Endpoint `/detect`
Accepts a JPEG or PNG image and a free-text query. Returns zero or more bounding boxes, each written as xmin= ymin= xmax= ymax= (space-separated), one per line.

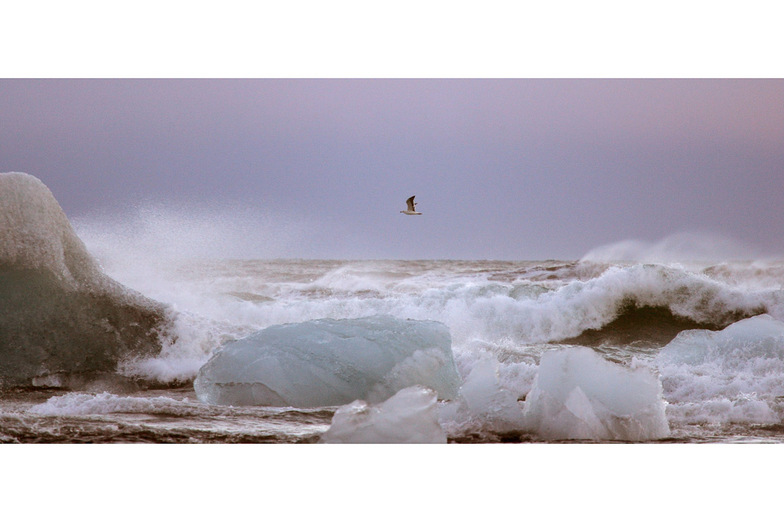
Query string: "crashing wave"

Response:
xmin=253 ymin=262 xmax=778 ymax=349
xmin=0 ymin=172 xmax=173 ymax=387
xmin=557 ymin=303 xmax=756 ymax=348
xmin=542 ymin=264 xmax=772 ymax=346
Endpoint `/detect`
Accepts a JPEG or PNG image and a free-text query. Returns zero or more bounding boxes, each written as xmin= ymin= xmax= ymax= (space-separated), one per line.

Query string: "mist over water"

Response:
xmin=72 ymin=200 xmax=315 ymax=264
xmin=580 ymin=231 xmax=774 ymax=264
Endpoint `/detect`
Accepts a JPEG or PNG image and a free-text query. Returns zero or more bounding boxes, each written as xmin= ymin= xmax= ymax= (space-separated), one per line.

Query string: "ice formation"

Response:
xmin=0 ymin=172 xmax=171 ymax=386
xmin=522 ymin=347 xmax=670 ymax=441
xmin=655 ymin=314 xmax=784 ymax=425
xmin=439 ymin=356 xmax=528 ymax=437
xmin=320 ymin=386 xmax=446 ymax=443
xmin=194 ymin=315 xmax=461 ymax=407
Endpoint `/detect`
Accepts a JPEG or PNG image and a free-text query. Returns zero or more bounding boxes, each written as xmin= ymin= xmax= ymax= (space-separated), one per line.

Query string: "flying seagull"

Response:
xmin=400 ymin=195 xmax=422 ymax=215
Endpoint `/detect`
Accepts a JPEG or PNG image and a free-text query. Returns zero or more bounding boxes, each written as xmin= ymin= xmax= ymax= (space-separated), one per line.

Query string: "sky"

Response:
xmin=2 ymin=2 xmax=783 ymax=261
xmin=2 ymin=78 xmax=782 ymax=260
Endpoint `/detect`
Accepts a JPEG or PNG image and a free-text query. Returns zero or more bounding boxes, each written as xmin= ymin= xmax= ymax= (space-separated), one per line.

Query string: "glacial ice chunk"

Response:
xmin=439 ymin=356 xmax=527 ymax=437
xmin=522 ymin=347 xmax=670 ymax=440
xmin=320 ymin=386 xmax=447 ymax=443
xmin=657 ymin=314 xmax=784 ymax=367
xmin=655 ymin=314 xmax=784 ymax=425
xmin=194 ymin=315 xmax=461 ymax=407
xmin=0 ymin=172 xmax=171 ymax=386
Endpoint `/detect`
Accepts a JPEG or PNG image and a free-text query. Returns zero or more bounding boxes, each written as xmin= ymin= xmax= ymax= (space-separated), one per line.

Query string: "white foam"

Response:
xmin=117 ymin=310 xmax=235 ymax=383
xmin=522 ymin=347 xmax=671 ymax=440
xmin=385 ymin=262 xmax=778 ymax=348
xmin=155 ymin=261 xmax=780 ymax=351
xmin=28 ymin=392 xmax=195 ymax=416
xmin=320 ymin=386 xmax=446 ymax=443
xmin=194 ymin=315 xmax=462 ymax=407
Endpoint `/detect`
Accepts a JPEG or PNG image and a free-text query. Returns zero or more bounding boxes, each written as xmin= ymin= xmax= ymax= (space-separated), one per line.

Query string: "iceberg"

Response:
xmin=439 ymin=356 xmax=528 ymax=437
xmin=655 ymin=314 xmax=784 ymax=425
xmin=0 ymin=172 xmax=171 ymax=387
xmin=320 ymin=386 xmax=446 ymax=443
xmin=194 ymin=315 xmax=461 ymax=407
xmin=657 ymin=314 xmax=784 ymax=367
xmin=523 ymin=347 xmax=670 ymax=441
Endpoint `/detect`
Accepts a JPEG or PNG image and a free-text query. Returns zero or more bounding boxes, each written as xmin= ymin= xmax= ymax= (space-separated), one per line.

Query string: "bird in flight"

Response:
xmin=400 ymin=195 xmax=422 ymax=215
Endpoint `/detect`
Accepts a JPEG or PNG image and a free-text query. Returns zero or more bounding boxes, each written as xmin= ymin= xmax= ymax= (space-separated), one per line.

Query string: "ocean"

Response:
xmin=4 ymin=172 xmax=784 ymax=444
xmin=5 ymin=255 xmax=784 ymax=443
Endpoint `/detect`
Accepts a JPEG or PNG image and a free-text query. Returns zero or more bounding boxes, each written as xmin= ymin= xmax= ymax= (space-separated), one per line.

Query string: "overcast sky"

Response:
xmin=2 ymin=78 xmax=782 ymax=260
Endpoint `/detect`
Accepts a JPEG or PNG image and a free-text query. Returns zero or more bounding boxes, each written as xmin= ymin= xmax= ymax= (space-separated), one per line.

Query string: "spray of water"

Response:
xmin=580 ymin=231 xmax=765 ymax=264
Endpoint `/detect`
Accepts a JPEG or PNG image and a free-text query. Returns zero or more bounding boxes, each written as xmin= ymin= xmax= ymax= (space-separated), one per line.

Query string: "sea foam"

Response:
xmin=0 ymin=172 xmax=172 ymax=386
xmin=28 ymin=392 xmax=195 ymax=416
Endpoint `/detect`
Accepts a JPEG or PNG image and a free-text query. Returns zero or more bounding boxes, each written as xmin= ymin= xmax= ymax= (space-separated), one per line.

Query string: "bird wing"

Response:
xmin=406 ymin=196 xmax=416 ymax=211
